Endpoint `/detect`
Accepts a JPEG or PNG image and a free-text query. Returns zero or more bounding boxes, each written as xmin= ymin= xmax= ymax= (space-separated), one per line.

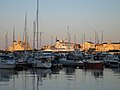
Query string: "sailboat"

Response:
xmin=0 ymin=31 xmax=16 ymax=69
xmin=29 ymin=0 xmax=52 ymax=69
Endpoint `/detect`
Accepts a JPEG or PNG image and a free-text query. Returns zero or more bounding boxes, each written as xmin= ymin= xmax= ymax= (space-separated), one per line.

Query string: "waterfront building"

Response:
xmin=81 ymin=41 xmax=95 ymax=51
xmin=81 ymin=41 xmax=120 ymax=52
xmin=42 ymin=39 xmax=120 ymax=53
xmin=43 ymin=39 xmax=80 ymax=52
xmin=95 ymin=43 xmax=120 ymax=52
xmin=7 ymin=39 xmax=32 ymax=51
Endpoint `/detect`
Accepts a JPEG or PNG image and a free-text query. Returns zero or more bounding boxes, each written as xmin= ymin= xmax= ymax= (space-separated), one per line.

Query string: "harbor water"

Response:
xmin=0 ymin=67 xmax=120 ymax=90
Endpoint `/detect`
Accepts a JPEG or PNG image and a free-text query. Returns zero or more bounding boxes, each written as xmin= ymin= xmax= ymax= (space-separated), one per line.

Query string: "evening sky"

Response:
xmin=0 ymin=0 xmax=120 ymax=49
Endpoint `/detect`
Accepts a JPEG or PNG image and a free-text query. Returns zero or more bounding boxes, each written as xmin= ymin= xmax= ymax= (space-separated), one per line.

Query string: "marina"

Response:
xmin=0 ymin=0 xmax=120 ymax=90
xmin=0 ymin=50 xmax=120 ymax=69
xmin=0 ymin=50 xmax=120 ymax=90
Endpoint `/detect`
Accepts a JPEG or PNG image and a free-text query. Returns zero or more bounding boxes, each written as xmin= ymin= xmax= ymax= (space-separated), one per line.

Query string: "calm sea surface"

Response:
xmin=0 ymin=67 xmax=120 ymax=90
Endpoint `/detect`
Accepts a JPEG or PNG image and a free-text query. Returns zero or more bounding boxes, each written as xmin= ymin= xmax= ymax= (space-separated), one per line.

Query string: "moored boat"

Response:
xmin=104 ymin=60 xmax=120 ymax=68
xmin=32 ymin=58 xmax=52 ymax=69
xmin=0 ymin=55 xmax=16 ymax=69
xmin=83 ymin=60 xmax=104 ymax=70
xmin=104 ymin=54 xmax=120 ymax=68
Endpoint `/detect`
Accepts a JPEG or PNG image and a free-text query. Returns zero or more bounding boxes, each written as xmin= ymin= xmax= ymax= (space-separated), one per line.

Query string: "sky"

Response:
xmin=0 ymin=0 xmax=120 ymax=50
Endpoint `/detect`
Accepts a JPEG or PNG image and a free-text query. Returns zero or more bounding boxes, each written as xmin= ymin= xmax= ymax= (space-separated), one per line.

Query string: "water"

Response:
xmin=0 ymin=67 xmax=120 ymax=90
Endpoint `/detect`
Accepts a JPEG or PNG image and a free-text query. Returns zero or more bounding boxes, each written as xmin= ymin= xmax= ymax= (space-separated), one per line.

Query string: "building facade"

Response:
xmin=81 ymin=41 xmax=95 ymax=51
xmin=7 ymin=39 xmax=32 ymax=51
xmin=95 ymin=43 xmax=120 ymax=51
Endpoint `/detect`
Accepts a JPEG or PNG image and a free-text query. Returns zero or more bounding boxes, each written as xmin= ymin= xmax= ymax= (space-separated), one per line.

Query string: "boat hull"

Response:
xmin=104 ymin=60 xmax=120 ymax=68
xmin=84 ymin=61 xmax=104 ymax=70
xmin=0 ymin=63 xmax=16 ymax=69
xmin=32 ymin=61 xmax=52 ymax=69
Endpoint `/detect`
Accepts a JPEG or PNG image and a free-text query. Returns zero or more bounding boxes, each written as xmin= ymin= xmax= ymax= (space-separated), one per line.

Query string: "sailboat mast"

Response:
xmin=13 ymin=26 xmax=15 ymax=52
xmin=23 ymin=11 xmax=27 ymax=50
xmin=101 ymin=30 xmax=103 ymax=44
xmin=51 ymin=35 xmax=53 ymax=46
xmin=96 ymin=31 xmax=99 ymax=44
xmin=95 ymin=31 xmax=96 ymax=44
xmin=83 ymin=33 xmax=86 ymax=43
xmin=83 ymin=33 xmax=86 ymax=50
xmin=5 ymin=31 xmax=8 ymax=51
xmin=74 ymin=34 xmax=76 ymax=44
xmin=40 ymin=32 xmax=43 ymax=50
xmin=67 ymin=25 xmax=70 ymax=49
xmin=36 ymin=0 xmax=39 ymax=50
xmin=33 ymin=21 xmax=36 ymax=50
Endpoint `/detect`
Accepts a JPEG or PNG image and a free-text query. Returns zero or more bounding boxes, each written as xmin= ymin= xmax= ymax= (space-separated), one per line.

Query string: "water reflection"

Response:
xmin=51 ymin=67 xmax=62 ymax=74
xmin=63 ymin=67 xmax=76 ymax=81
xmin=64 ymin=67 xmax=75 ymax=75
xmin=92 ymin=69 xmax=103 ymax=78
xmin=84 ymin=69 xmax=103 ymax=78
xmin=30 ymin=69 xmax=52 ymax=90
xmin=0 ymin=69 xmax=17 ymax=83
xmin=0 ymin=67 xmax=120 ymax=90
xmin=111 ymin=68 xmax=120 ymax=74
